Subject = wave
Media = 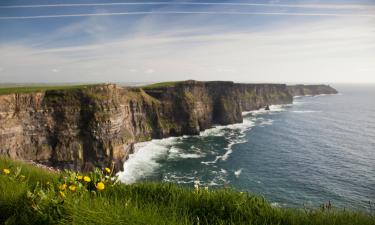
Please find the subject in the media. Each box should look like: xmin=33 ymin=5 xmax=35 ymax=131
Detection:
xmin=168 ymin=146 xmax=205 ymax=159
xmin=201 ymin=120 xmax=252 ymax=165
xmin=120 ymin=103 xmax=288 ymax=183
xmin=118 ymin=137 xmax=178 ymax=184
xmin=200 ymin=117 xmax=255 ymax=137
xmin=242 ymin=104 xmax=288 ymax=116
xmin=234 ymin=168 xmax=243 ymax=178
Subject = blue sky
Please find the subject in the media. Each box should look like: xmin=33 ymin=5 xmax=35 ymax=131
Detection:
xmin=0 ymin=0 xmax=374 ymax=83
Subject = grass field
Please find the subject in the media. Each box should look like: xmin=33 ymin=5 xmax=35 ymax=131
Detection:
xmin=0 ymin=84 xmax=95 ymax=95
xmin=141 ymin=81 xmax=182 ymax=89
xmin=0 ymin=82 xmax=178 ymax=95
xmin=0 ymin=157 xmax=374 ymax=225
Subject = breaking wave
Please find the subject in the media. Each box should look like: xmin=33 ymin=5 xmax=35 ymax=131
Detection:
xmin=118 ymin=137 xmax=178 ymax=184
xmin=119 ymin=103 xmax=290 ymax=184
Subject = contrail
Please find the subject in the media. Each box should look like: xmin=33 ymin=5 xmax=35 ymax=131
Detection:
xmin=1 ymin=11 xmax=374 ymax=20
xmin=0 ymin=2 xmax=373 ymax=10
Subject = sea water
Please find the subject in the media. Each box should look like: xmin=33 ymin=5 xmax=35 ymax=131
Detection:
xmin=118 ymin=84 xmax=375 ymax=210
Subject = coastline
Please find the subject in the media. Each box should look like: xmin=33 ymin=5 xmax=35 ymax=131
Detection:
xmin=118 ymin=102 xmax=297 ymax=184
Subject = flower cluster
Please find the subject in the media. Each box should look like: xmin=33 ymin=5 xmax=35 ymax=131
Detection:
xmin=56 ymin=167 xmax=118 ymax=198
xmin=1 ymin=163 xmax=120 ymax=222
xmin=1 ymin=164 xmax=119 ymax=200
xmin=1 ymin=166 xmax=27 ymax=182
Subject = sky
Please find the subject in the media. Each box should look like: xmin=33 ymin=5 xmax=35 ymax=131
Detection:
xmin=0 ymin=0 xmax=374 ymax=84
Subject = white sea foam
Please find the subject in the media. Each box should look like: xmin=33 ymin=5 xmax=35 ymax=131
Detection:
xmin=234 ymin=168 xmax=243 ymax=178
xmin=259 ymin=118 xmax=274 ymax=126
xmin=120 ymin=103 xmax=287 ymax=183
xmin=199 ymin=118 xmax=254 ymax=137
xmin=118 ymin=137 xmax=178 ymax=184
xmin=180 ymin=153 xmax=204 ymax=159
xmin=163 ymin=173 xmax=196 ymax=184
xmin=243 ymin=104 xmax=287 ymax=116
xmin=292 ymin=110 xmax=321 ymax=113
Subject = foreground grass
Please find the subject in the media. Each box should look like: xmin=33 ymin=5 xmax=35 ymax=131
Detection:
xmin=0 ymin=157 xmax=374 ymax=225
xmin=0 ymin=84 xmax=95 ymax=95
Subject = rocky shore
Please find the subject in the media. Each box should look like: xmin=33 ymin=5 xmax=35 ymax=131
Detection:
xmin=0 ymin=81 xmax=337 ymax=172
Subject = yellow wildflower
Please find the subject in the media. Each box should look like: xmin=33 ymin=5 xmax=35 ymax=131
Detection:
xmin=3 ymin=168 xmax=10 ymax=175
xmin=83 ymin=176 xmax=91 ymax=182
xmin=204 ymin=186 xmax=209 ymax=191
xmin=105 ymin=167 xmax=111 ymax=173
xmin=77 ymin=175 xmax=83 ymax=180
xmin=96 ymin=182 xmax=105 ymax=191
xmin=59 ymin=184 xmax=67 ymax=191
xmin=20 ymin=175 xmax=26 ymax=180
xmin=69 ymin=184 xmax=76 ymax=192
xmin=59 ymin=191 xmax=66 ymax=198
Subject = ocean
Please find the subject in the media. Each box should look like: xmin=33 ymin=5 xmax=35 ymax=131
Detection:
xmin=118 ymin=84 xmax=375 ymax=210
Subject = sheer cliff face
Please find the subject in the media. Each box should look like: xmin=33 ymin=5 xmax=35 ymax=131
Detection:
xmin=0 ymin=81 xmax=336 ymax=172
xmin=236 ymin=84 xmax=292 ymax=111
xmin=0 ymin=85 xmax=154 ymax=171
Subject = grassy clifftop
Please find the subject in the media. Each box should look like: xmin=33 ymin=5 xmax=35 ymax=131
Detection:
xmin=0 ymin=157 xmax=373 ymax=225
xmin=0 ymin=84 xmax=97 ymax=95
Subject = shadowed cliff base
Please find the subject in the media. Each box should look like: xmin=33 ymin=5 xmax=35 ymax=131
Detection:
xmin=0 ymin=81 xmax=338 ymax=172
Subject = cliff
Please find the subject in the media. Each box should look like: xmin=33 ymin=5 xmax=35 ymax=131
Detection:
xmin=287 ymin=84 xmax=338 ymax=96
xmin=0 ymin=81 xmax=336 ymax=172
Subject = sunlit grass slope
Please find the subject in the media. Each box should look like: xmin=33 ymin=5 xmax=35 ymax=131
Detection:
xmin=0 ymin=84 xmax=95 ymax=95
xmin=0 ymin=157 xmax=374 ymax=225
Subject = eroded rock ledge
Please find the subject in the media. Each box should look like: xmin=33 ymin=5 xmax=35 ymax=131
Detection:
xmin=0 ymin=81 xmax=337 ymax=172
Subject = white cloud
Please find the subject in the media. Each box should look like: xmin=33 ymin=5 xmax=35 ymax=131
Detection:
xmin=0 ymin=17 xmax=374 ymax=83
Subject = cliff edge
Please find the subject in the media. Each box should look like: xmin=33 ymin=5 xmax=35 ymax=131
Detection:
xmin=0 ymin=81 xmax=337 ymax=172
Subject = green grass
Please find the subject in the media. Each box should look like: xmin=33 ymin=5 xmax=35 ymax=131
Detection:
xmin=0 ymin=157 xmax=374 ymax=225
xmin=141 ymin=81 xmax=182 ymax=89
xmin=0 ymin=84 xmax=95 ymax=95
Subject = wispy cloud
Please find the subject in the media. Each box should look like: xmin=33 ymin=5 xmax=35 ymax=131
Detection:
xmin=1 ymin=11 xmax=374 ymax=20
xmin=0 ymin=2 xmax=373 ymax=10
xmin=1 ymin=16 xmax=374 ymax=83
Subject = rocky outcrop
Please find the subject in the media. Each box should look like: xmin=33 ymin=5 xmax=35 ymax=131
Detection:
xmin=287 ymin=84 xmax=338 ymax=96
xmin=0 ymin=81 xmax=337 ymax=172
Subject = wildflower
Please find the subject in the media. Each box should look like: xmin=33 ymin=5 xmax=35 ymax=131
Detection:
xmin=204 ymin=186 xmax=209 ymax=191
xmin=105 ymin=167 xmax=111 ymax=173
xmin=59 ymin=184 xmax=67 ymax=191
xmin=83 ymin=176 xmax=91 ymax=182
xmin=20 ymin=175 xmax=26 ymax=180
xmin=59 ymin=191 xmax=66 ymax=198
xmin=194 ymin=180 xmax=200 ymax=191
xmin=3 ymin=168 xmax=10 ymax=175
xmin=69 ymin=184 xmax=76 ymax=192
xmin=77 ymin=175 xmax=83 ymax=180
xmin=96 ymin=182 xmax=105 ymax=191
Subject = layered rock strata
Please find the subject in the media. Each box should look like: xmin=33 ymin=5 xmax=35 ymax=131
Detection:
xmin=0 ymin=81 xmax=337 ymax=172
